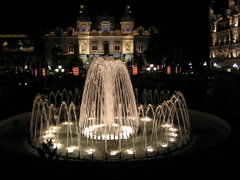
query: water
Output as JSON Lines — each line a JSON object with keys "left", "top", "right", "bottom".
{"left": 30, "top": 57, "right": 191, "bottom": 160}
{"left": 79, "top": 57, "right": 139, "bottom": 141}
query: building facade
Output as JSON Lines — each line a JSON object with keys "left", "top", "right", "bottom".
{"left": 0, "top": 34, "right": 35, "bottom": 74}
{"left": 209, "top": 0, "right": 240, "bottom": 71}
{"left": 42, "top": 5, "right": 157, "bottom": 73}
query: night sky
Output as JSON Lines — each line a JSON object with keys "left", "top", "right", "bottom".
{"left": 0, "top": 0, "right": 228, "bottom": 62}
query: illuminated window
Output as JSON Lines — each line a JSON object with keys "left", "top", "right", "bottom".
{"left": 138, "top": 45, "right": 144, "bottom": 52}
{"left": 68, "top": 42, "right": 74, "bottom": 53}
{"left": 2, "top": 40, "right": 8, "bottom": 47}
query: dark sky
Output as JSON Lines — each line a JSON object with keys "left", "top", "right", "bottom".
{"left": 0, "top": 0, "right": 226, "bottom": 61}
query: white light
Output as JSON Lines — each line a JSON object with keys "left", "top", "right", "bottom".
{"left": 146, "top": 67, "right": 151, "bottom": 71}
{"left": 66, "top": 146, "right": 78, "bottom": 153}
{"left": 189, "top": 63, "right": 192, "bottom": 66}
{"left": 150, "top": 64, "right": 154, "bottom": 68}
{"left": 53, "top": 143, "right": 62, "bottom": 149}
{"left": 61, "top": 69, "right": 65, "bottom": 72}
{"left": 125, "top": 149, "right": 134, "bottom": 155}
{"left": 161, "top": 123, "right": 172, "bottom": 128}
{"left": 47, "top": 126, "right": 61, "bottom": 133}
{"left": 169, "top": 138, "right": 176, "bottom": 142}
{"left": 161, "top": 144, "right": 168, "bottom": 148}
{"left": 86, "top": 148, "right": 95, "bottom": 154}
{"left": 169, "top": 133, "right": 178, "bottom": 137}
{"left": 140, "top": 117, "right": 152, "bottom": 122}
{"left": 233, "top": 63, "right": 238, "bottom": 68}
{"left": 19, "top": 83, "right": 21, "bottom": 85}
{"left": 61, "top": 122, "right": 73, "bottom": 126}
{"left": 48, "top": 66, "right": 51, "bottom": 70}
{"left": 147, "top": 146, "right": 154, "bottom": 152}
{"left": 169, "top": 128, "right": 178, "bottom": 132}
{"left": 203, "top": 62, "right": 207, "bottom": 66}
{"left": 110, "top": 151, "right": 119, "bottom": 156}
{"left": 58, "top": 65, "right": 62, "bottom": 69}
{"left": 55, "top": 69, "right": 59, "bottom": 72}
{"left": 213, "top": 63, "right": 218, "bottom": 67}
{"left": 24, "top": 83, "right": 27, "bottom": 86}
{"left": 24, "top": 65, "right": 28, "bottom": 69}
{"left": 42, "top": 133, "right": 55, "bottom": 139}
{"left": 82, "top": 124, "right": 134, "bottom": 140}
{"left": 112, "top": 123, "right": 119, "bottom": 127}
{"left": 153, "top": 67, "right": 157, "bottom": 71}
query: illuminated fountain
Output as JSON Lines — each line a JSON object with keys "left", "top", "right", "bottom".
{"left": 30, "top": 57, "right": 191, "bottom": 160}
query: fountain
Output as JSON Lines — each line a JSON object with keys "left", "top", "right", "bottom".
{"left": 29, "top": 57, "right": 191, "bottom": 160}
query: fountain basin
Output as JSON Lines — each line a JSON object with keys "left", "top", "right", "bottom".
{"left": 0, "top": 110, "right": 230, "bottom": 161}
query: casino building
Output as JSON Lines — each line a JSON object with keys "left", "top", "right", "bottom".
{"left": 209, "top": 0, "right": 240, "bottom": 71}
{"left": 41, "top": 4, "right": 158, "bottom": 72}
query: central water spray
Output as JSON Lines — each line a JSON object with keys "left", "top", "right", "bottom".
{"left": 79, "top": 57, "right": 139, "bottom": 140}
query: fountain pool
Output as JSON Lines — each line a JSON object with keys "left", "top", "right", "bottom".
{"left": 29, "top": 57, "right": 191, "bottom": 160}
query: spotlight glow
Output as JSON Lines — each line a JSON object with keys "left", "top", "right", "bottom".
{"left": 169, "top": 133, "right": 178, "bottom": 137}
{"left": 161, "top": 123, "right": 172, "bottom": 128}
{"left": 66, "top": 146, "right": 78, "bottom": 153}
{"left": 110, "top": 151, "right": 119, "bottom": 156}
{"left": 169, "top": 138, "right": 176, "bottom": 142}
{"left": 140, "top": 117, "right": 152, "bottom": 122}
{"left": 147, "top": 146, "right": 154, "bottom": 152}
{"left": 161, "top": 144, "right": 168, "bottom": 148}
{"left": 86, "top": 148, "right": 95, "bottom": 155}
{"left": 125, "top": 149, "right": 134, "bottom": 155}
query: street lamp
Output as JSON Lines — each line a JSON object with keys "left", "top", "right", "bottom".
{"left": 233, "top": 63, "right": 238, "bottom": 68}
{"left": 189, "top": 62, "right": 193, "bottom": 69}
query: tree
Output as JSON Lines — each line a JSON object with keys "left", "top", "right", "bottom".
{"left": 50, "top": 47, "right": 63, "bottom": 67}
{"left": 36, "top": 139, "right": 61, "bottom": 161}
{"left": 144, "top": 33, "right": 168, "bottom": 65}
